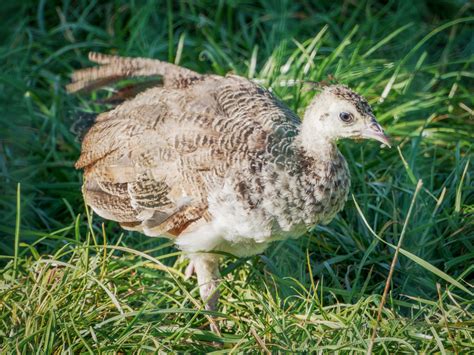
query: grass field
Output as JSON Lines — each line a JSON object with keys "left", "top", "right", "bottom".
{"left": 1, "top": 0, "right": 473, "bottom": 352}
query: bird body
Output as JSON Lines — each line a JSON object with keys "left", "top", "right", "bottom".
{"left": 68, "top": 52, "right": 389, "bottom": 327}
{"left": 76, "top": 72, "right": 350, "bottom": 257}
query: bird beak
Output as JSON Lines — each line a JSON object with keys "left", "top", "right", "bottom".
{"left": 361, "top": 119, "right": 391, "bottom": 147}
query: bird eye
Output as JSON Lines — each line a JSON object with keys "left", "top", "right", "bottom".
{"left": 339, "top": 112, "right": 354, "bottom": 123}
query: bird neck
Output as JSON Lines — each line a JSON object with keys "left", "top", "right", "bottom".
{"left": 296, "top": 123, "right": 338, "bottom": 162}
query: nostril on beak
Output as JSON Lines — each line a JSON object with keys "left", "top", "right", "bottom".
{"left": 363, "top": 119, "right": 391, "bottom": 147}
{"left": 370, "top": 121, "right": 383, "bottom": 133}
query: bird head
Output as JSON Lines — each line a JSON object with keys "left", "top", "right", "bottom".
{"left": 300, "top": 85, "right": 390, "bottom": 152}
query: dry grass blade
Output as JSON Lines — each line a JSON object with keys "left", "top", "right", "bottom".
{"left": 13, "top": 183, "right": 21, "bottom": 279}
{"left": 250, "top": 327, "right": 271, "bottom": 354}
{"left": 367, "top": 180, "right": 423, "bottom": 354}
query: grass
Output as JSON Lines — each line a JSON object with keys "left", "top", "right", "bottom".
{"left": 1, "top": 0, "right": 473, "bottom": 352}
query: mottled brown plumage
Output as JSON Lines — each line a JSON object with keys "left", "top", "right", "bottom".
{"left": 68, "top": 52, "right": 389, "bottom": 330}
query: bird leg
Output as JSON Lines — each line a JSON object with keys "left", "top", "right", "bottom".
{"left": 184, "top": 260, "right": 195, "bottom": 280}
{"left": 188, "top": 253, "right": 221, "bottom": 334}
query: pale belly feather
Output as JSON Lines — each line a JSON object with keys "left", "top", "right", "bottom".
{"left": 176, "top": 149, "right": 350, "bottom": 258}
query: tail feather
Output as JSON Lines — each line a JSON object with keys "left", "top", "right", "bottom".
{"left": 97, "top": 79, "right": 164, "bottom": 105}
{"left": 67, "top": 52, "right": 200, "bottom": 93}
{"left": 88, "top": 51, "right": 115, "bottom": 65}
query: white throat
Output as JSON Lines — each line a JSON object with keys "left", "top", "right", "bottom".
{"left": 297, "top": 113, "right": 337, "bottom": 161}
{"left": 296, "top": 91, "right": 346, "bottom": 160}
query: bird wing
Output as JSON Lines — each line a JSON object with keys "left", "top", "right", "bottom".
{"left": 78, "top": 79, "right": 221, "bottom": 236}
{"left": 73, "top": 62, "right": 300, "bottom": 237}
{"left": 213, "top": 75, "right": 301, "bottom": 166}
